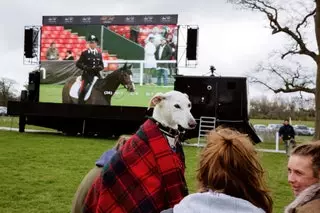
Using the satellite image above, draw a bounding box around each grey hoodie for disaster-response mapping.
[161,191,265,213]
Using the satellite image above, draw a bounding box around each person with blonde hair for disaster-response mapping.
[285,141,320,213]
[71,135,128,213]
[162,127,273,213]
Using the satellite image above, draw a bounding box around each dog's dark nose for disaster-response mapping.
[188,120,197,129]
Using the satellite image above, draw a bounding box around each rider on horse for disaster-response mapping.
[76,34,104,104]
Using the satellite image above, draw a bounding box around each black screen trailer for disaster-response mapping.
[7,72,261,143]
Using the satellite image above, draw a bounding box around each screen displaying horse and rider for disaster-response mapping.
[39,16,178,107]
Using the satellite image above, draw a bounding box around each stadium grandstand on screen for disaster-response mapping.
[39,15,178,107]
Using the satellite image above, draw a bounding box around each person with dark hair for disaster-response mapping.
[279,119,296,156]
[76,34,104,104]
[64,50,74,60]
[130,25,140,43]
[155,37,172,86]
[285,141,320,212]
[161,127,273,213]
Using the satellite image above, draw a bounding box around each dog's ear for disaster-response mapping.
[148,93,166,109]
[184,93,189,99]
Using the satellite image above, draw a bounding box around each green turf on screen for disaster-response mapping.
[40,84,174,107]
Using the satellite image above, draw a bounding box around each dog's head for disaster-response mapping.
[148,91,197,130]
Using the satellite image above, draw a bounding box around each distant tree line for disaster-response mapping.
[0,78,20,107]
[249,96,315,121]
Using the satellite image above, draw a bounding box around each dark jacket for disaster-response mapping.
[76,49,104,75]
[155,44,173,68]
[279,124,295,140]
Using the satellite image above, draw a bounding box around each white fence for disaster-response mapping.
[183,128,286,154]
[255,131,286,154]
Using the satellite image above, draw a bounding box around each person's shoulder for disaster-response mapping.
[296,198,320,213]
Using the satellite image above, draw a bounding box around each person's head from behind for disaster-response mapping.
[197,127,272,213]
[284,119,289,125]
[288,141,320,196]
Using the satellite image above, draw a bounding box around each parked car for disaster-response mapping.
[0,106,7,116]
[293,125,311,136]
[253,124,268,132]
[308,127,315,136]
[267,124,282,132]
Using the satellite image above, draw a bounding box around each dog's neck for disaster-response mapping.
[150,110,180,148]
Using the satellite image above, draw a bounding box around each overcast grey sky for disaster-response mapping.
[0,0,291,98]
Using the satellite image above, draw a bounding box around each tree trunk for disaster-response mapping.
[315,63,320,140]
[314,2,320,140]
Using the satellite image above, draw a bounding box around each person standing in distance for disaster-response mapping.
[279,119,296,156]
[76,34,104,104]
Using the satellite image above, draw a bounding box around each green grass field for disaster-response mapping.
[0,130,293,213]
[1,84,314,212]
[250,119,315,128]
[40,84,174,107]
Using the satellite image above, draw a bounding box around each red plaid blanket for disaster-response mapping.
[83,119,188,213]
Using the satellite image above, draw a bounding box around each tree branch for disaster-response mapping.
[281,50,303,59]
[296,9,316,39]
[249,61,316,95]
[230,0,318,61]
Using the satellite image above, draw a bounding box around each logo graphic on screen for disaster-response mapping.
[47,17,58,24]
[125,16,135,23]
[81,16,92,24]
[64,17,74,24]
[100,16,115,24]
[161,16,172,23]
[143,16,154,24]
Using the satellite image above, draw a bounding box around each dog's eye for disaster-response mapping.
[174,104,181,109]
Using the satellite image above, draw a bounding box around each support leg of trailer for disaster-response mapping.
[19,115,26,133]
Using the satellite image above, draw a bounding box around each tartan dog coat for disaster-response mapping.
[83,118,188,213]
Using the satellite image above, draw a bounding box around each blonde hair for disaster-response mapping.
[291,140,320,177]
[197,127,273,213]
[114,135,129,151]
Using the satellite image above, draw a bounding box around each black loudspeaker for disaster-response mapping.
[24,29,34,58]
[216,78,248,120]
[186,28,198,60]
[174,76,248,121]
[174,76,261,143]
[28,71,40,102]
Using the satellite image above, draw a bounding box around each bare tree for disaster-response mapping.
[228,0,320,140]
[0,78,18,106]
[249,58,316,95]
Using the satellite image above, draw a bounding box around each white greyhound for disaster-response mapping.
[71,90,196,213]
